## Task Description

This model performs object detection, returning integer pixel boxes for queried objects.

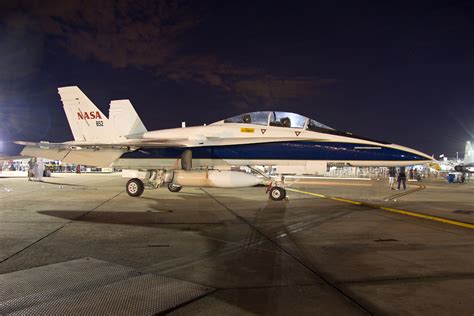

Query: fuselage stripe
[121,141,428,162]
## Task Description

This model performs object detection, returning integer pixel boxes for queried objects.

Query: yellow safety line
[287,188,474,230]
[380,207,474,229]
[330,197,363,205]
[288,188,326,198]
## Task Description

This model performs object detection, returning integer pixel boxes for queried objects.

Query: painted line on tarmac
[287,188,474,230]
[286,180,373,186]
[379,207,474,229]
[288,189,327,198]
[383,183,425,201]
[330,197,363,205]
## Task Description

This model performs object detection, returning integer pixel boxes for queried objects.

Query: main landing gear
[125,177,183,197]
[167,183,182,192]
[126,178,145,197]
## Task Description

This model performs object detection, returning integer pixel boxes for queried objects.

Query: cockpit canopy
[214,111,392,144]
[218,111,334,131]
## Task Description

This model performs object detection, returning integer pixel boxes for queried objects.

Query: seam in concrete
[0,225,67,265]
[0,191,123,265]
[214,283,330,290]
[146,207,353,275]
[382,183,426,201]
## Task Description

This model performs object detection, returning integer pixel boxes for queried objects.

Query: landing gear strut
[126,178,145,197]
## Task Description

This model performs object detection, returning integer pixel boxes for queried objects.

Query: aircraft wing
[15,140,188,149]
[15,136,330,150]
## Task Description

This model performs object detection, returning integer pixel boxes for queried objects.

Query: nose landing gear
[269,186,286,201]
[266,178,287,201]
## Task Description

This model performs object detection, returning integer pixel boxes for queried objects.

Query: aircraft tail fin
[109,100,147,137]
[464,141,473,165]
[58,86,120,142]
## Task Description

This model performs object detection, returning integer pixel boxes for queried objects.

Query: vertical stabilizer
[58,86,120,142]
[109,100,147,137]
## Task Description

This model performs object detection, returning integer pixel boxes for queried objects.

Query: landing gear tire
[126,178,144,197]
[269,187,286,201]
[167,183,182,192]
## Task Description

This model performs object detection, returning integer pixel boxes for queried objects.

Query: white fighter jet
[17,86,432,199]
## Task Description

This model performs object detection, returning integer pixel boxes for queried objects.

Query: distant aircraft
[16,86,433,199]
[454,141,474,173]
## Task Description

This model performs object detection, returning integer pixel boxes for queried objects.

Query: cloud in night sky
[234,76,335,107]
[1,0,333,105]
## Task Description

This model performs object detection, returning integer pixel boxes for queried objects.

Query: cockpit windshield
[269,112,307,128]
[221,111,333,130]
[218,111,391,144]
[306,119,333,132]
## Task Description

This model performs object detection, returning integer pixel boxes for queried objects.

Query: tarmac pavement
[0,173,473,315]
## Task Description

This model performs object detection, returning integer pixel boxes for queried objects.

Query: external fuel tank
[172,170,261,188]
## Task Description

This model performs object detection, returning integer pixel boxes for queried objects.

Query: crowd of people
[387,166,470,190]
[1,160,29,172]
[389,166,431,190]
[1,160,77,174]
[1,158,51,181]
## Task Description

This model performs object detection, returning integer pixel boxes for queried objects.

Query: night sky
[1,1,473,157]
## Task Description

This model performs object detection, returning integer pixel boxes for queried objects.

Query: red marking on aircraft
[77,111,102,120]
[261,129,267,134]
[295,131,301,136]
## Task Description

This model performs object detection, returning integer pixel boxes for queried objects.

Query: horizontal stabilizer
[20,146,125,167]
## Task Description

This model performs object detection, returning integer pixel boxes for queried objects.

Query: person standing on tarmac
[397,167,407,190]
[36,159,44,182]
[388,167,396,190]
[27,158,35,181]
